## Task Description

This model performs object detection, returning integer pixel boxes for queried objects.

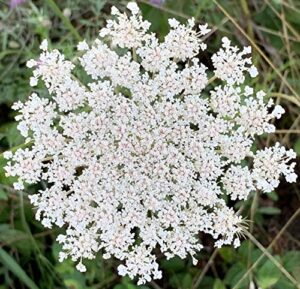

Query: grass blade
[0,248,40,289]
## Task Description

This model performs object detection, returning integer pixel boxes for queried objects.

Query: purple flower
[149,0,165,6]
[9,0,27,9]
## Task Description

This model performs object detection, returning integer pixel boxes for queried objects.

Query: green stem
[0,140,34,160]
[45,0,82,41]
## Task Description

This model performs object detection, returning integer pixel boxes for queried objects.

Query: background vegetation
[0,0,299,288]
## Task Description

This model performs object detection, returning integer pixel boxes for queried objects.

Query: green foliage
[161,256,186,272]
[213,278,226,289]
[0,0,299,288]
[219,246,235,263]
[294,138,300,155]
[0,122,24,150]
[225,262,248,288]
[0,248,40,289]
[256,258,282,289]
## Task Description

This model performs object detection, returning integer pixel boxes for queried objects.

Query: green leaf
[256,259,281,289]
[238,240,261,264]
[0,122,24,148]
[141,6,170,40]
[161,256,186,272]
[219,246,235,263]
[0,248,40,289]
[283,251,300,271]
[294,138,300,156]
[213,279,226,289]
[225,263,248,288]
[283,251,300,282]
[257,207,281,215]
[274,277,295,289]
[182,273,193,288]
[200,276,215,289]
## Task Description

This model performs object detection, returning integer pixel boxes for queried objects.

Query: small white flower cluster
[4,2,297,284]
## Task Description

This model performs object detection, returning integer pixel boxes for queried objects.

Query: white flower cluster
[4,2,297,284]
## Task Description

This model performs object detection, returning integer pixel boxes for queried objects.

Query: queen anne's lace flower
[222,165,254,200]
[4,3,296,285]
[212,37,258,85]
[252,143,297,192]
